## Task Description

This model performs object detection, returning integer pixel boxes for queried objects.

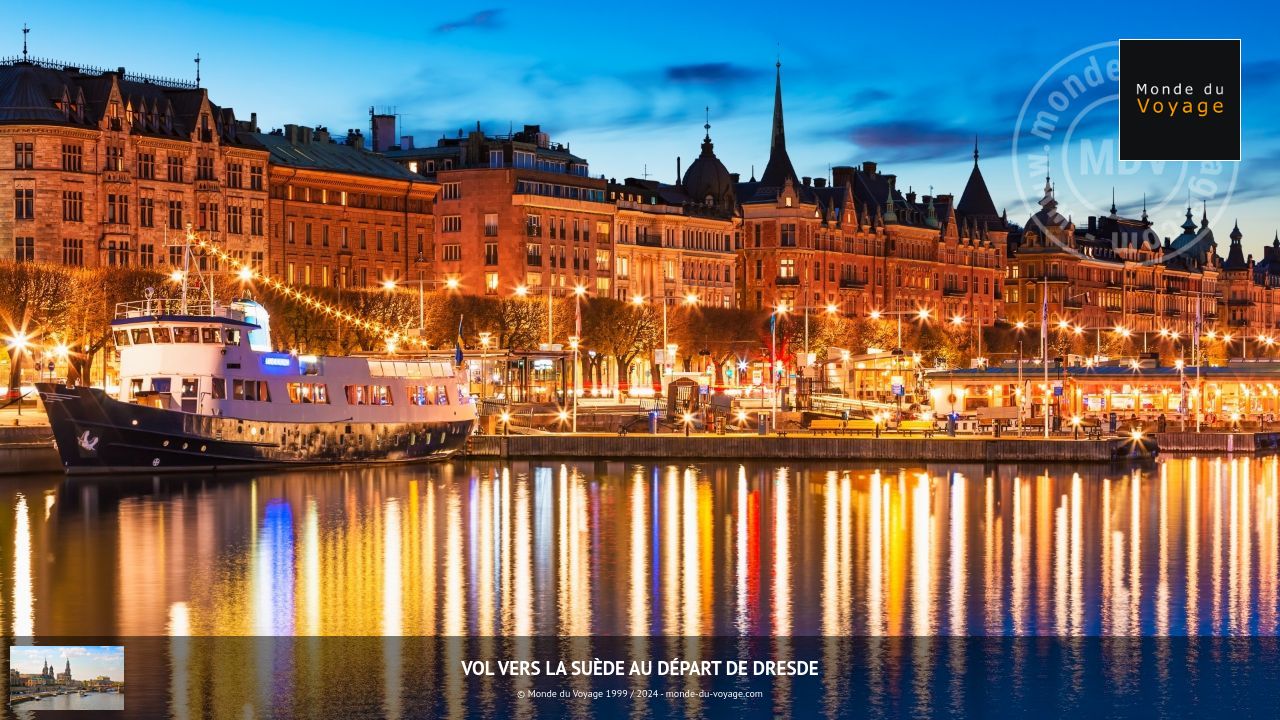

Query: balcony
[1164,308,1181,317]
[526,256,542,267]
[196,180,220,193]
[1134,307,1155,316]
[942,287,966,297]
[776,275,800,286]
[1228,298,1254,307]
[636,236,662,248]
[838,277,866,289]
[526,225,542,237]
[103,170,130,184]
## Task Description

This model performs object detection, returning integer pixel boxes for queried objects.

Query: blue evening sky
[9,645,124,681]
[14,1,1280,254]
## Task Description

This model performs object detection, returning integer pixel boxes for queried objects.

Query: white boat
[39,242,475,474]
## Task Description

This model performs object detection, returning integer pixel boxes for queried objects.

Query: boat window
[181,378,199,398]
[131,328,153,344]
[345,384,393,405]
[224,329,241,346]
[151,377,172,393]
[212,378,226,400]
[113,330,130,347]
[201,327,221,343]
[152,327,173,343]
[174,327,199,343]
[457,386,470,405]
[299,356,319,375]
[232,379,271,402]
[287,382,329,404]
[407,385,430,406]
[436,385,449,405]
[128,378,143,399]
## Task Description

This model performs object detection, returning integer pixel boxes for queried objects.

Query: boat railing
[115,299,245,321]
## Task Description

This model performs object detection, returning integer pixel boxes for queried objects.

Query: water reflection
[4,458,1280,641]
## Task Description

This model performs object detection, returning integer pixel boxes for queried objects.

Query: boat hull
[37,384,474,475]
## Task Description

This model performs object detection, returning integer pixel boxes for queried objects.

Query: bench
[807,418,880,435]
[897,420,936,437]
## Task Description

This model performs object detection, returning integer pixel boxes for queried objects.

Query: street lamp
[569,334,580,433]
[771,302,789,419]
[868,307,931,355]
[478,331,492,405]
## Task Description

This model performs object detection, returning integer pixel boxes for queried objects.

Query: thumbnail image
[8,646,124,713]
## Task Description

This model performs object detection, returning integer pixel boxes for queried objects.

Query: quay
[466,433,1144,463]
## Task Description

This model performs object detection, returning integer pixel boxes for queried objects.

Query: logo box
[1119,39,1240,161]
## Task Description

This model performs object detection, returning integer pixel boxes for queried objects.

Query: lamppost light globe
[631,294,645,305]
[869,310,882,320]
[825,304,838,314]
[445,277,460,290]
[515,285,528,297]
[237,267,254,282]
[382,279,397,291]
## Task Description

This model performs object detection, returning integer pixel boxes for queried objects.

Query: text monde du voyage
[1134,82,1228,117]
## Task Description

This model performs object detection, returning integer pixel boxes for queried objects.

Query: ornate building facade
[252,124,437,290]
[385,124,613,299]
[0,57,269,269]
[734,64,1008,330]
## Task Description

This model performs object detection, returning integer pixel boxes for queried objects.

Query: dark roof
[956,145,999,220]
[758,63,798,189]
[1224,221,1247,270]
[249,126,423,182]
[0,58,258,146]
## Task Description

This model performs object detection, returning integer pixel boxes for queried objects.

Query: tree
[581,297,658,391]
[0,263,74,392]
[62,267,167,386]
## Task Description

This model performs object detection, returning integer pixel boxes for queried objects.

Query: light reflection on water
[3,457,1280,638]
[3,457,1280,718]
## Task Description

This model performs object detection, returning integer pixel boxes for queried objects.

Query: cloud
[1244,59,1280,89]
[435,9,503,33]
[847,120,987,162]
[664,63,762,85]
[849,88,891,106]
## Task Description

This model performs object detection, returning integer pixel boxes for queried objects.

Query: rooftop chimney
[813,178,827,188]
[832,166,854,188]
[862,161,878,175]
[346,128,364,148]
[802,176,812,187]
[400,135,414,150]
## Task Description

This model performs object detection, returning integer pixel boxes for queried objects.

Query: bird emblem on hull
[77,430,99,453]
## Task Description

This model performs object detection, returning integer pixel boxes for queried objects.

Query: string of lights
[191,239,430,351]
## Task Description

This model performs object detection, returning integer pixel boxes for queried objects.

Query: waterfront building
[0,56,269,269]
[1005,182,1223,345]
[384,124,612,299]
[734,64,1008,329]
[608,115,740,309]
[249,124,438,290]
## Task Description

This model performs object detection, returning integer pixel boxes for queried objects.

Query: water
[13,692,124,714]
[3,456,1280,718]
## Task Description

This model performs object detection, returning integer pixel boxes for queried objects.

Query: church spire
[759,60,798,188]
[957,136,999,221]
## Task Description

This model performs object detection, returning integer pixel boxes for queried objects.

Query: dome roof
[682,126,734,210]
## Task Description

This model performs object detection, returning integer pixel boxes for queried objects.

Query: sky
[13,1,1280,255]
[9,645,124,681]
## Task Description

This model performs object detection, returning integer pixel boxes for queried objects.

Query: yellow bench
[897,419,936,437]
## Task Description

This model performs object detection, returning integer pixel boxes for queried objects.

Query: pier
[466,434,1141,463]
